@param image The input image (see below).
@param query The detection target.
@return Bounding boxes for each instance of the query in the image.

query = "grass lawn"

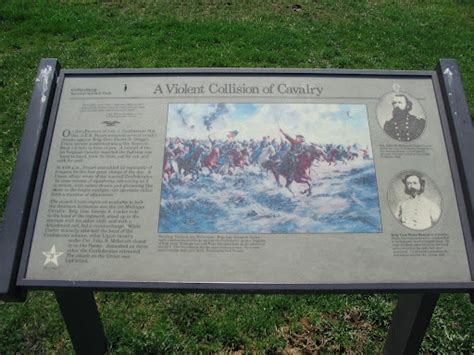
[1,0,473,353]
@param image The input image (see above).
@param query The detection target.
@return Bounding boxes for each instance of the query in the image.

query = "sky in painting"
[167,103,372,145]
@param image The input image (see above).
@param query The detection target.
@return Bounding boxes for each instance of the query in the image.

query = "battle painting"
[158,103,381,233]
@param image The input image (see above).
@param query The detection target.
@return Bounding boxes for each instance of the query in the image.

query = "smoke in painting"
[159,103,381,233]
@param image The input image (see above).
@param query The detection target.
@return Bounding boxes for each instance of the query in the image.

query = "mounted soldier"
[279,128,305,180]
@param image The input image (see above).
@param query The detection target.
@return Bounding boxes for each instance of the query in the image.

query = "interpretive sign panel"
[17,69,473,290]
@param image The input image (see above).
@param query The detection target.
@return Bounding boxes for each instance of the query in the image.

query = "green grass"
[1,0,473,353]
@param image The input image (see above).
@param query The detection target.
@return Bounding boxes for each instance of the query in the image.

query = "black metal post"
[55,289,107,355]
[383,293,439,355]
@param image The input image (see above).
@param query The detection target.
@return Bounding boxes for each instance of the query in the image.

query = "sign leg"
[383,293,439,355]
[55,289,107,355]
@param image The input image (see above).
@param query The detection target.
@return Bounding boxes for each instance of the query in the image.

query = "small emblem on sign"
[42,245,64,267]
[101,120,120,127]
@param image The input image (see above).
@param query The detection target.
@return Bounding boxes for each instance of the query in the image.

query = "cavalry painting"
[158,103,381,233]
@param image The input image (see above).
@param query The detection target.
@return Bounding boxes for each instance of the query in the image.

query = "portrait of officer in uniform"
[388,171,442,231]
[377,91,426,142]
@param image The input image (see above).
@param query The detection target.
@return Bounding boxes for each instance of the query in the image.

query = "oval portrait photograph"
[376,91,426,142]
[387,170,442,231]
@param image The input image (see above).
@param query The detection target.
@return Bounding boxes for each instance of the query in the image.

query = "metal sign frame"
[1,60,473,297]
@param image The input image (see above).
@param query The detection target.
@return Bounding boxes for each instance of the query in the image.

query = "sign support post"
[55,289,107,355]
[383,293,439,354]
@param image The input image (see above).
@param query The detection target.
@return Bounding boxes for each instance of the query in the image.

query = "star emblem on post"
[42,245,64,266]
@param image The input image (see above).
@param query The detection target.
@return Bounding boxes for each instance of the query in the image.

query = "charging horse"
[262,145,321,196]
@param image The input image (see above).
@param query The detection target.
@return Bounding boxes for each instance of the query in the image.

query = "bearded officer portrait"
[383,94,426,141]
[396,173,441,230]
